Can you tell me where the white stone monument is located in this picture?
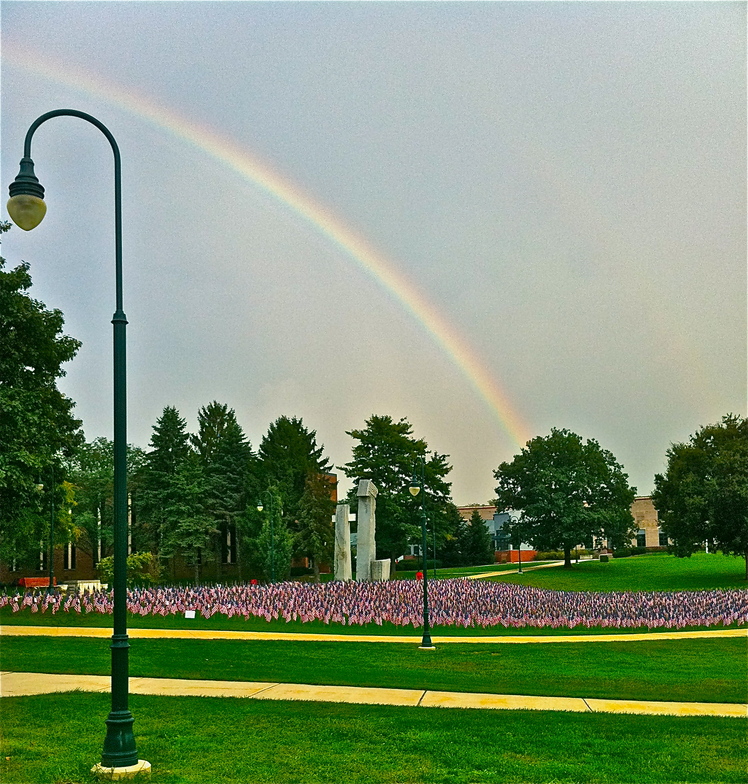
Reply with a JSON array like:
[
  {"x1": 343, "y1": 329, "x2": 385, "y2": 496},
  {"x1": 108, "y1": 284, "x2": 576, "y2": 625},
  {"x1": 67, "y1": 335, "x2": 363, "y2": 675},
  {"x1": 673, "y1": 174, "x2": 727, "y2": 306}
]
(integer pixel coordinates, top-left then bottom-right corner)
[
  {"x1": 334, "y1": 503, "x2": 352, "y2": 581},
  {"x1": 355, "y1": 479, "x2": 378, "y2": 581},
  {"x1": 370, "y1": 559, "x2": 391, "y2": 581}
]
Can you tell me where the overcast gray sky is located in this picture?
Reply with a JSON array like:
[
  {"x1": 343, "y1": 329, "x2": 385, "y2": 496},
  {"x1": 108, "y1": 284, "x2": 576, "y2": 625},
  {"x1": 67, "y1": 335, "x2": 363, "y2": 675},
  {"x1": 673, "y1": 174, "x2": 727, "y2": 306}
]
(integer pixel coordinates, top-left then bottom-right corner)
[{"x1": 2, "y1": 1, "x2": 745, "y2": 504}]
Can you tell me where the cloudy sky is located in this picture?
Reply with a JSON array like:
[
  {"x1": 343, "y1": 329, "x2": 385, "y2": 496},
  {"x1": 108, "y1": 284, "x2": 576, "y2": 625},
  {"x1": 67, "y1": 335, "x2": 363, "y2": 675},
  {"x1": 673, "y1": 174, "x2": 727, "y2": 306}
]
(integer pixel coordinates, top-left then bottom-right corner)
[{"x1": 2, "y1": 1, "x2": 745, "y2": 505}]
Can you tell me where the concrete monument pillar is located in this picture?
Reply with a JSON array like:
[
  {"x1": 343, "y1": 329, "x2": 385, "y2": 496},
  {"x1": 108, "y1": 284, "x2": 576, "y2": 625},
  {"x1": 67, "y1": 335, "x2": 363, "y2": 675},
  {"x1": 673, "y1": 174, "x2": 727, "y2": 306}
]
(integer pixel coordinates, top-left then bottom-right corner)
[
  {"x1": 370, "y1": 559, "x2": 391, "y2": 581},
  {"x1": 334, "y1": 503, "x2": 352, "y2": 581},
  {"x1": 355, "y1": 479, "x2": 378, "y2": 581}
]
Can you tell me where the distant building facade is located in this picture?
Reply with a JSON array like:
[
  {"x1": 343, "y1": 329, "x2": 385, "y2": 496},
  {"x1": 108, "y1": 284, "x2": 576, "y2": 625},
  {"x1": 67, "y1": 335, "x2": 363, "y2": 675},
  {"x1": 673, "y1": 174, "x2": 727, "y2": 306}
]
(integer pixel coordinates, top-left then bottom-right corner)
[
  {"x1": 457, "y1": 496, "x2": 668, "y2": 557},
  {"x1": 630, "y1": 496, "x2": 668, "y2": 549}
]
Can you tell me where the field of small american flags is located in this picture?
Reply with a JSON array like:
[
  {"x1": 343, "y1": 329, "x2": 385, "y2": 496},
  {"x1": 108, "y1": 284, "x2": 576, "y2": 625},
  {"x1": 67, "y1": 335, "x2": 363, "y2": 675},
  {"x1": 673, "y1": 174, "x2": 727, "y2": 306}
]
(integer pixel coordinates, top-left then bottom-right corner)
[{"x1": 2, "y1": 578, "x2": 746, "y2": 631}]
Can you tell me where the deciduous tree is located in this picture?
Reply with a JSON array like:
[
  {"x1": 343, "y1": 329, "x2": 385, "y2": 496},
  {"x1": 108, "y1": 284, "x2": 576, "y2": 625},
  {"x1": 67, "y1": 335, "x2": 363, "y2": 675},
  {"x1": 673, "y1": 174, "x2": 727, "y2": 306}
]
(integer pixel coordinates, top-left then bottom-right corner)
[
  {"x1": 0, "y1": 222, "x2": 84, "y2": 565},
  {"x1": 653, "y1": 414, "x2": 748, "y2": 579},
  {"x1": 494, "y1": 428, "x2": 636, "y2": 568}
]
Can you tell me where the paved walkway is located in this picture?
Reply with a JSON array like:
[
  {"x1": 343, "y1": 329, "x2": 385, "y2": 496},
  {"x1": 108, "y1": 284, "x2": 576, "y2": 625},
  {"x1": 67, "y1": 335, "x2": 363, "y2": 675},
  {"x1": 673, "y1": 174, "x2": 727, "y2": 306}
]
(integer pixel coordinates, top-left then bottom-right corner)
[
  {"x1": 2, "y1": 671, "x2": 745, "y2": 718},
  {"x1": 465, "y1": 560, "x2": 571, "y2": 579},
  {"x1": 2, "y1": 624, "x2": 746, "y2": 719},
  {"x1": 2, "y1": 625, "x2": 744, "y2": 644}
]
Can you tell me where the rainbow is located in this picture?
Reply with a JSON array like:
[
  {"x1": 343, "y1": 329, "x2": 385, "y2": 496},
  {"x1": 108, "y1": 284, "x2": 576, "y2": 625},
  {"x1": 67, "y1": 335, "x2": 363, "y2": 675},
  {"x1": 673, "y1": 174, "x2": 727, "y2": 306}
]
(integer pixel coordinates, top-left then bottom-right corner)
[{"x1": 3, "y1": 42, "x2": 533, "y2": 450}]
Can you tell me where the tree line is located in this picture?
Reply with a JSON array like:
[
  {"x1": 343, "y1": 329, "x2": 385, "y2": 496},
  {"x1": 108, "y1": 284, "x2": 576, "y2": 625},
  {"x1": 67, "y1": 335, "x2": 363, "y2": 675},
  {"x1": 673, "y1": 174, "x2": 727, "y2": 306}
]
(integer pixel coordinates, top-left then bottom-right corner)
[{"x1": 2, "y1": 221, "x2": 746, "y2": 581}]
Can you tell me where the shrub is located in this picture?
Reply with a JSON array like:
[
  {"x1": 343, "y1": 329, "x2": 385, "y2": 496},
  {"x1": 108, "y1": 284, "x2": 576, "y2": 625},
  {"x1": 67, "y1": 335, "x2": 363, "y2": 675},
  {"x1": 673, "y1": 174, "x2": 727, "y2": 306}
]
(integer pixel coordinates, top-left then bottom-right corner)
[
  {"x1": 535, "y1": 551, "x2": 565, "y2": 560},
  {"x1": 395, "y1": 559, "x2": 442, "y2": 572},
  {"x1": 96, "y1": 552, "x2": 162, "y2": 588},
  {"x1": 612, "y1": 548, "x2": 632, "y2": 558}
]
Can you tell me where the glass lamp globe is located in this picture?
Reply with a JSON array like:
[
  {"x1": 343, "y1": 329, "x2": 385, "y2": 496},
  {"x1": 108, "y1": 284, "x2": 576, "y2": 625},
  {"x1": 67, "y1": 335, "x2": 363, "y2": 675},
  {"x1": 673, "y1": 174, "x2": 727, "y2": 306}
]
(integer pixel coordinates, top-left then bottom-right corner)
[{"x1": 7, "y1": 194, "x2": 47, "y2": 231}]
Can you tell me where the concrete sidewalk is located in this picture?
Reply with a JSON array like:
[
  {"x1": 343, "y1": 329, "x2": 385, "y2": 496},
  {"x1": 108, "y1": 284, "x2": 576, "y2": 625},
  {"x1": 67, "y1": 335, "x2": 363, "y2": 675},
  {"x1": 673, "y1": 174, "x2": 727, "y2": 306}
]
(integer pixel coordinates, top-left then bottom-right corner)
[
  {"x1": 465, "y1": 560, "x2": 570, "y2": 579},
  {"x1": 2, "y1": 671, "x2": 745, "y2": 718},
  {"x1": 2, "y1": 625, "x2": 744, "y2": 644}
]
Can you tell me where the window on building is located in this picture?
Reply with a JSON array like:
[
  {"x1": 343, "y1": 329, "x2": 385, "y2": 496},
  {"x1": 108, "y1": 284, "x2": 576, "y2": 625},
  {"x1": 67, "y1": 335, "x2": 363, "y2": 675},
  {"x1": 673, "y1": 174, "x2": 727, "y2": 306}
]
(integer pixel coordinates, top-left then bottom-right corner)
[
  {"x1": 658, "y1": 529, "x2": 669, "y2": 547},
  {"x1": 64, "y1": 543, "x2": 77, "y2": 570},
  {"x1": 636, "y1": 530, "x2": 647, "y2": 548},
  {"x1": 495, "y1": 533, "x2": 510, "y2": 551}
]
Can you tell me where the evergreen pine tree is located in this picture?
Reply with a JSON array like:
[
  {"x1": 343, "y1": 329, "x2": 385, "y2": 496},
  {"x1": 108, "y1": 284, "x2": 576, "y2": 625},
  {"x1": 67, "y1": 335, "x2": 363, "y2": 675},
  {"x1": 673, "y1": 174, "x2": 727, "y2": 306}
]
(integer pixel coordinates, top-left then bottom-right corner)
[
  {"x1": 463, "y1": 509, "x2": 495, "y2": 566},
  {"x1": 258, "y1": 416, "x2": 332, "y2": 531},
  {"x1": 296, "y1": 472, "x2": 336, "y2": 581},
  {"x1": 192, "y1": 402, "x2": 256, "y2": 574},
  {"x1": 255, "y1": 485, "x2": 293, "y2": 581},
  {"x1": 341, "y1": 415, "x2": 453, "y2": 564},
  {"x1": 137, "y1": 406, "x2": 192, "y2": 548}
]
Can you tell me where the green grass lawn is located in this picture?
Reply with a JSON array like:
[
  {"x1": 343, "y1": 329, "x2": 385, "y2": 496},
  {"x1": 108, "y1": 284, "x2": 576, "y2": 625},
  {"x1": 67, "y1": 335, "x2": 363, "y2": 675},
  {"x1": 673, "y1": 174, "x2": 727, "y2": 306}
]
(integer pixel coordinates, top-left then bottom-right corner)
[
  {"x1": 1, "y1": 693, "x2": 745, "y2": 784},
  {"x1": 393, "y1": 561, "x2": 553, "y2": 579},
  {"x1": 3, "y1": 635, "x2": 746, "y2": 704},
  {"x1": 3, "y1": 554, "x2": 746, "y2": 783},
  {"x1": 492, "y1": 552, "x2": 748, "y2": 592}
]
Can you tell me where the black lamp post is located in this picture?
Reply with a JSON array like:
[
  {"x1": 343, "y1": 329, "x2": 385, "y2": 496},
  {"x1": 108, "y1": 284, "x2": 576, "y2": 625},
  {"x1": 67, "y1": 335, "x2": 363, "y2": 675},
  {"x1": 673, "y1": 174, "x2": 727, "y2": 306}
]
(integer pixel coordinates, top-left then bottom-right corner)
[
  {"x1": 409, "y1": 459, "x2": 434, "y2": 650},
  {"x1": 7, "y1": 110, "x2": 147, "y2": 775},
  {"x1": 432, "y1": 515, "x2": 437, "y2": 579},
  {"x1": 509, "y1": 515, "x2": 523, "y2": 574},
  {"x1": 256, "y1": 491, "x2": 279, "y2": 582},
  {"x1": 47, "y1": 465, "x2": 56, "y2": 595}
]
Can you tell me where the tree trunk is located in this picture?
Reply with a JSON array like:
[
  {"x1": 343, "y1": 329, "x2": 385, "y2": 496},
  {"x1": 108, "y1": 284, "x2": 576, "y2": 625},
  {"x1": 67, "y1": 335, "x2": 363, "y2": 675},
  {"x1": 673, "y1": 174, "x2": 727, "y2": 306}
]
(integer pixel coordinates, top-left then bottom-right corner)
[
  {"x1": 312, "y1": 558, "x2": 321, "y2": 584},
  {"x1": 563, "y1": 545, "x2": 573, "y2": 569},
  {"x1": 194, "y1": 552, "x2": 200, "y2": 586},
  {"x1": 745, "y1": 549, "x2": 748, "y2": 581}
]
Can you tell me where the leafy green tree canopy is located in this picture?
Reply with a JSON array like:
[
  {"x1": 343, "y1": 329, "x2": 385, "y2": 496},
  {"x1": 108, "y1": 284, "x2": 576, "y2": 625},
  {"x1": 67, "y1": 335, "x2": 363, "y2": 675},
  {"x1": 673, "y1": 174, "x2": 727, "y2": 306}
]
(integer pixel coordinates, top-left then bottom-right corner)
[
  {"x1": 653, "y1": 414, "x2": 748, "y2": 579},
  {"x1": 494, "y1": 428, "x2": 636, "y2": 568},
  {"x1": 0, "y1": 222, "x2": 84, "y2": 563},
  {"x1": 66, "y1": 437, "x2": 145, "y2": 562}
]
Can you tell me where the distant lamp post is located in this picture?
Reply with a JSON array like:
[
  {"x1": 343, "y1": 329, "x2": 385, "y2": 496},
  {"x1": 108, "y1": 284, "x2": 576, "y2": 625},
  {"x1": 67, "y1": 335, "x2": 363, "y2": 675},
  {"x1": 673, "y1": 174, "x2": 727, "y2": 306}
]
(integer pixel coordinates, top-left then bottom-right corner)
[
  {"x1": 35, "y1": 477, "x2": 55, "y2": 593},
  {"x1": 409, "y1": 460, "x2": 434, "y2": 650},
  {"x1": 432, "y1": 514, "x2": 437, "y2": 579},
  {"x1": 509, "y1": 515, "x2": 523, "y2": 574},
  {"x1": 7, "y1": 110, "x2": 148, "y2": 777},
  {"x1": 256, "y1": 491, "x2": 279, "y2": 582},
  {"x1": 47, "y1": 466, "x2": 56, "y2": 594}
]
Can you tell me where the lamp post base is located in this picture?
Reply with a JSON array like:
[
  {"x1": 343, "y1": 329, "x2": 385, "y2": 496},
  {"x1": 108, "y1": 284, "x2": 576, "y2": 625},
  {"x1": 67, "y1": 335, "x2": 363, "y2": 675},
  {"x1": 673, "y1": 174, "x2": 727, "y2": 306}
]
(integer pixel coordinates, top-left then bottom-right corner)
[
  {"x1": 91, "y1": 760, "x2": 151, "y2": 781},
  {"x1": 418, "y1": 645, "x2": 436, "y2": 650}
]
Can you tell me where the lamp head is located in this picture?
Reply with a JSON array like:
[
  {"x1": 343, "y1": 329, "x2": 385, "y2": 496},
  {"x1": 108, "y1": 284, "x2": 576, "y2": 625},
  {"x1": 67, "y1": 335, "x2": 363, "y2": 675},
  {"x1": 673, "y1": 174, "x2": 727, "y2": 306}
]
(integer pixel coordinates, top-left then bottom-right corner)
[
  {"x1": 256, "y1": 501, "x2": 264, "y2": 512},
  {"x1": 409, "y1": 472, "x2": 421, "y2": 497},
  {"x1": 7, "y1": 157, "x2": 46, "y2": 231}
]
